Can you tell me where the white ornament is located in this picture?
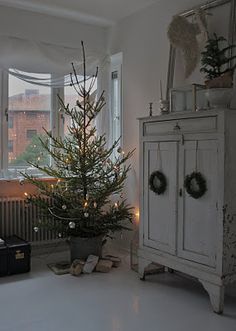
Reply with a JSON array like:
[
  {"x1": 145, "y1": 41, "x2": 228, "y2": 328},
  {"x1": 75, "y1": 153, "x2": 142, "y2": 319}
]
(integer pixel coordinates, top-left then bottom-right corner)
[
  {"x1": 93, "y1": 202, "x2": 97, "y2": 208},
  {"x1": 62, "y1": 205, "x2": 67, "y2": 210},
  {"x1": 84, "y1": 212, "x2": 89, "y2": 218},
  {"x1": 33, "y1": 226, "x2": 39, "y2": 233},
  {"x1": 19, "y1": 178, "x2": 24, "y2": 185},
  {"x1": 69, "y1": 221, "x2": 75, "y2": 229},
  {"x1": 58, "y1": 233, "x2": 62, "y2": 238}
]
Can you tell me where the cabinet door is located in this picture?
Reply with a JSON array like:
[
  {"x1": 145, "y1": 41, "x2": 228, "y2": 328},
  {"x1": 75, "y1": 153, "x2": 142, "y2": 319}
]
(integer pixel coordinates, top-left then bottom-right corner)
[
  {"x1": 178, "y1": 139, "x2": 218, "y2": 267},
  {"x1": 143, "y1": 141, "x2": 178, "y2": 254}
]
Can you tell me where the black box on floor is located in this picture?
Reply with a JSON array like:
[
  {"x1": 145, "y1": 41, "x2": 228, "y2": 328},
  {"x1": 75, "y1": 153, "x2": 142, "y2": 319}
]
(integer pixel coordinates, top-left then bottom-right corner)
[
  {"x1": 0, "y1": 244, "x2": 8, "y2": 277},
  {"x1": 5, "y1": 236, "x2": 31, "y2": 275}
]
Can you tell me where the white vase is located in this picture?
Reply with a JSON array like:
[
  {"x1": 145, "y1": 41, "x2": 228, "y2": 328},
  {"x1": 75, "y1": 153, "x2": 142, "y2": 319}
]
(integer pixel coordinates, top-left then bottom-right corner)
[{"x1": 205, "y1": 88, "x2": 234, "y2": 109}]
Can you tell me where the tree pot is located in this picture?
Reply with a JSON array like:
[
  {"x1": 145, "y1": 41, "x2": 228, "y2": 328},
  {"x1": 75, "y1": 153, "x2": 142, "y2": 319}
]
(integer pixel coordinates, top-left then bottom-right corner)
[
  {"x1": 70, "y1": 235, "x2": 103, "y2": 262},
  {"x1": 205, "y1": 88, "x2": 234, "y2": 109}
]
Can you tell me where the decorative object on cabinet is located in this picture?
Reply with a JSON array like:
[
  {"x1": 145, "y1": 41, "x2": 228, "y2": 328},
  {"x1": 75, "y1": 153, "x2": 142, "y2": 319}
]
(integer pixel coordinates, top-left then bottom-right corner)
[
  {"x1": 149, "y1": 171, "x2": 167, "y2": 195},
  {"x1": 159, "y1": 99, "x2": 169, "y2": 114},
  {"x1": 159, "y1": 80, "x2": 169, "y2": 114},
  {"x1": 200, "y1": 33, "x2": 236, "y2": 108},
  {"x1": 200, "y1": 33, "x2": 236, "y2": 88},
  {"x1": 138, "y1": 109, "x2": 236, "y2": 314},
  {"x1": 170, "y1": 84, "x2": 207, "y2": 112},
  {"x1": 149, "y1": 102, "x2": 153, "y2": 116},
  {"x1": 166, "y1": 0, "x2": 235, "y2": 102},
  {"x1": 184, "y1": 171, "x2": 207, "y2": 199},
  {"x1": 167, "y1": 10, "x2": 208, "y2": 78},
  {"x1": 205, "y1": 87, "x2": 234, "y2": 108}
]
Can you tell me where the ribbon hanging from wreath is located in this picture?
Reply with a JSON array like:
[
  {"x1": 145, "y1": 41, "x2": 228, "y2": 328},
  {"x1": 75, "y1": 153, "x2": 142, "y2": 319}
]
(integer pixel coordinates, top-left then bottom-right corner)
[
  {"x1": 184, "y1": 141, "x2": 207, "y2": 199},
  {"x1": 149, "y1": 143, "x2": 167, "y2": 195}
]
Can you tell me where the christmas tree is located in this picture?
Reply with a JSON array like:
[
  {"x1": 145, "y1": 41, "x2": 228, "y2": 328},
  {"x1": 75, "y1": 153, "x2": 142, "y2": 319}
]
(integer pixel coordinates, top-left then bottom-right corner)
[
  {"x1": 200, "y1": 33, "x2": 236, "y2": 80},
  {"x1": 23, "y1": 41, "x2": 134, "y2": 239}
]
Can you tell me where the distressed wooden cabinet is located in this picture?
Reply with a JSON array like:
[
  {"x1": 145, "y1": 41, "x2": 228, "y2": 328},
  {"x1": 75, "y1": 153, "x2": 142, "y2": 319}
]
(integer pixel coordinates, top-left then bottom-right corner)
[{"x1": 138, "y1": 109, "x2": 236, "y2": 314}]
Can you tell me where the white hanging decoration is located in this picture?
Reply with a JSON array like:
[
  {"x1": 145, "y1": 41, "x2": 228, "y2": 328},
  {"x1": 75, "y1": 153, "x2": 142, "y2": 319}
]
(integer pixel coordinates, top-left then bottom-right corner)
[
  {"x1": 167, "y1": 9, "x2": 208, "y2": 78},
  {"x1": 69, "y1": 221, "x2": 76, "y2": 229}
]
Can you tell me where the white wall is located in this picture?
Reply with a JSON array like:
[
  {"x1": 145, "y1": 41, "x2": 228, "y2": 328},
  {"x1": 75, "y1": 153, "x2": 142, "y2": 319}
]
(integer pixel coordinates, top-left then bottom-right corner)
[
  {"x1": 0, "y1": 5, "x2": 107, "y2": 53},
  {"x1": 107, "y1": 0, "x2": 230, "y2": 249}
]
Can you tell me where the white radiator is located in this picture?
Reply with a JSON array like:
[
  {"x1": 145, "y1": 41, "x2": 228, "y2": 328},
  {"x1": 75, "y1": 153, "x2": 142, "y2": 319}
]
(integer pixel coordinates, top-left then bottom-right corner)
[{"x1": 0, "y1": 197, "x2": 58, "y2": 244}]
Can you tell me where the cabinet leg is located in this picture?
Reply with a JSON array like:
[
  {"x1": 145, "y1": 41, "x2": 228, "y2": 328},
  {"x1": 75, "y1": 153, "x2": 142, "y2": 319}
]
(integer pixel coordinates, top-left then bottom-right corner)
[
  {"x1": 138, "y1": 257, "x2": 150, "y2": 281},
  {"x1": 199, "y1": 279, "x2": 225, "y2": 314}
]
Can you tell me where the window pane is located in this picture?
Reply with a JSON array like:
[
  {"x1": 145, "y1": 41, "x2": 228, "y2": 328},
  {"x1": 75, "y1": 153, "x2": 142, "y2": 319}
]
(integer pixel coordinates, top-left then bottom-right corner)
[
  {"x1": 111, "y1": 70, "x2": 121, "y2": 143},
  {"x1": 64, "y1": 84, "x2": 78, "y2": 137},
  {"x1": 64, "y1": 76, "x2": 97, "y2": 136},
  {"x1": 8, "y1": 72, "x2": 51, "y2": 172}
]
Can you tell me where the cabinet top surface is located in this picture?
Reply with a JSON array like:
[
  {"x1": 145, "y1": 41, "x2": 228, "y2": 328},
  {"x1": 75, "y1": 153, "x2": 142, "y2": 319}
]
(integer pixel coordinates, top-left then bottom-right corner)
[{"x1": 138, "y1": 109, "x2": 236, "y2": 122}]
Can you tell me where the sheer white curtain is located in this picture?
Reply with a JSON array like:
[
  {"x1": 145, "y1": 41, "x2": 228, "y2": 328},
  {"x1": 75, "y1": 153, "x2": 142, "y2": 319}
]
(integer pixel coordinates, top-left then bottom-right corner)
[{"x1": 0, "y1": 35, "x2": 104, "y2": 87}]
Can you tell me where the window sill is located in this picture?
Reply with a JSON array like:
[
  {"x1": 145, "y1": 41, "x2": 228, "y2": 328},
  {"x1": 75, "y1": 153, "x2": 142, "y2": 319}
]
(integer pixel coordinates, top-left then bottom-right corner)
[{"x1": 0, "y1": 177, "x2": 54, "y2": 183}]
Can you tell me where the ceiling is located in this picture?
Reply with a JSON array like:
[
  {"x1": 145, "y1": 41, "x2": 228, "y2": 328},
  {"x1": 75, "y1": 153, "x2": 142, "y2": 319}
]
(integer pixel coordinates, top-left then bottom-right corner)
[{"x1": 0, "y1": 0, "x2": 159, "y2": 27}]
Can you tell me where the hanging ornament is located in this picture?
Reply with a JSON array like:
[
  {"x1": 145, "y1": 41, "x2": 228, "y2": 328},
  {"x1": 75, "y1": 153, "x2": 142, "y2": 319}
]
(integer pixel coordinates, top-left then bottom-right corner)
[
  {"x1": 93, "y1": 202, "x2": 97, "y2": 208},
  {"x1": 69, "y1": 221, "x2": 76, "y2": 229},
  {"x1": 33, "y1": 226, "x2": 39, "y2": 233},
  {"x1": 19, "y1": 178, "x2": 24, "y2": 185},
  {"x1": 184, "y1": 171, "x2": 207, "y2": 199},
  {"x1": 149, "y1": 170, "x2": 167, "y2": 195},
  {"x1": 84, "y1": 212, "x2": 89, "y2": 218},
  {"x1": 58, "y1": 233, "x2": 62, "y2": 238},
  {"x1": 62, "y1": 204, "x2": 67, "y2": 210}
]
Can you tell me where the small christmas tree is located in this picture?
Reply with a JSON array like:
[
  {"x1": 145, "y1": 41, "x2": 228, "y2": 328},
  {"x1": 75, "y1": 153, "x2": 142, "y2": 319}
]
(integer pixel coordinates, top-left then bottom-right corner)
[
  {"x1": 23, "y1": 41, "x2": 134, "y2": 239},
  {"x1": 200, "y1": 33, "x2": 236, "y2": 81}
]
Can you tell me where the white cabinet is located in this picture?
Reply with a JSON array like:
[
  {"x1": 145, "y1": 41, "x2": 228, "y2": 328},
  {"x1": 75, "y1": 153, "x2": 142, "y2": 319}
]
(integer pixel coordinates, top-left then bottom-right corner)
[{"x1": 138, "y1": 109, "x2": 236, "y2": 314}]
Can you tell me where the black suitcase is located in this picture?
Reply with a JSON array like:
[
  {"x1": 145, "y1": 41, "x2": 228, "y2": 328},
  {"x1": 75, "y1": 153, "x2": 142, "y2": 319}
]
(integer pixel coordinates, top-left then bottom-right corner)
[
  {"x1": 5, "y1": 236, "x2": 31, "y2": 275},
  {"x1": 0, "y1": 243, "x2": 8, "y2": 277}
]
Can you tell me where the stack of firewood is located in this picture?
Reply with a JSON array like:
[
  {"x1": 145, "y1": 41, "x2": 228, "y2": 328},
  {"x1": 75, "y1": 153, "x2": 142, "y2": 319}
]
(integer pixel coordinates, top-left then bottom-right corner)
[{"x1": 70, "y1": 255, "x2": 121, "y2": 276}]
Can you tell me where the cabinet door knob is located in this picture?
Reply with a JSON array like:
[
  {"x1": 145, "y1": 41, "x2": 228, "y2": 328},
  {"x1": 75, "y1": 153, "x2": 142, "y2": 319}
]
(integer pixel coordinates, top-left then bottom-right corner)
[{"x1": 173, "y1": 122, "x2": 180, "y2": 131}]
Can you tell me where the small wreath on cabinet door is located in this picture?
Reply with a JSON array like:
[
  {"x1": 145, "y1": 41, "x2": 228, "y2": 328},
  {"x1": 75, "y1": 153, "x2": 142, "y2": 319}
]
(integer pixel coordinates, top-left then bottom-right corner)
[
  {"x1": 149, "y1": 170, "x2": 167, "y2": 195},
  {"x1": 184, "y1": 171, "x2": 207, "y2": 199}
]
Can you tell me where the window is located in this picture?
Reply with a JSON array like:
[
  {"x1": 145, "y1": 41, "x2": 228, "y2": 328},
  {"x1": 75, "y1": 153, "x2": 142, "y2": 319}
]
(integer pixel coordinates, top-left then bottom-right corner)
[
  {"x1": 7, "y1": 72, "x2": 51, "y2": 172},
  {"x1": 110, "y1": 53, "x2": 123, "y2": 158},
  {"x1": 8, "y1": 117, "x2": 13, "y2": 129},
  {"x1": 26, "y1": 129, "x2": 37, "y2": 139},
  {"x1": 0, "y1": 69, "x2": 98, "y2": 179},
  {"x1": 8, "y1": 140, "x2": 13, "y2": 153},
  {"x1": 0, "y1": 70, "x2": 56, "y2": 178},
  {"x1": 63, "y1": 76, "x2": 97, "y2": 137}
]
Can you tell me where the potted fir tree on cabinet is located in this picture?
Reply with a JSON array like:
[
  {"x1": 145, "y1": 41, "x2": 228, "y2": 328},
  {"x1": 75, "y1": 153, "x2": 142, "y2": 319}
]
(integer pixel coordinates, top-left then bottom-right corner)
[
  {"x1": 23, "y1": 42, "x2": 134, "y2": 261},
  {"x1": 200, "y1": 33, "x2": 236, "y2": 108}
]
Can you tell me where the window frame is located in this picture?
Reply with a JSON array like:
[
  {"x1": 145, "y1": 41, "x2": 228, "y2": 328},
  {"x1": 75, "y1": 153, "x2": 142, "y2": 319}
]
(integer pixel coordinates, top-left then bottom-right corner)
[
  {"x1": 0, "y1": 70, "x2": 98, "y2": 179},
  {"x1": 109, "y1": 52, "x2": 123, "y2": 157},
  {"x1": 0, "y1": 70, "x2": 64, "y2": 179}
]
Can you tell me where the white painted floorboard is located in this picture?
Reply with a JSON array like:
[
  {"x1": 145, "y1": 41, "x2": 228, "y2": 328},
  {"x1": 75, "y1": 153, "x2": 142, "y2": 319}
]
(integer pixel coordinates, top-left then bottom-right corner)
[{"x1": 0, "y1": 251, "x2": 236, "y2": 331}]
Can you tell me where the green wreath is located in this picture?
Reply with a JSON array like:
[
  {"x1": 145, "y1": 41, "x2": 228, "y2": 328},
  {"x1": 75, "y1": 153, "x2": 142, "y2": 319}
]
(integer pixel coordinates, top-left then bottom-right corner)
[
  {"x1": 184, "y1": 171, "x2": 207, "y2": 199},
  {"x1": 149, "y1": 170, "x2": 167, "y2": 195}
]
